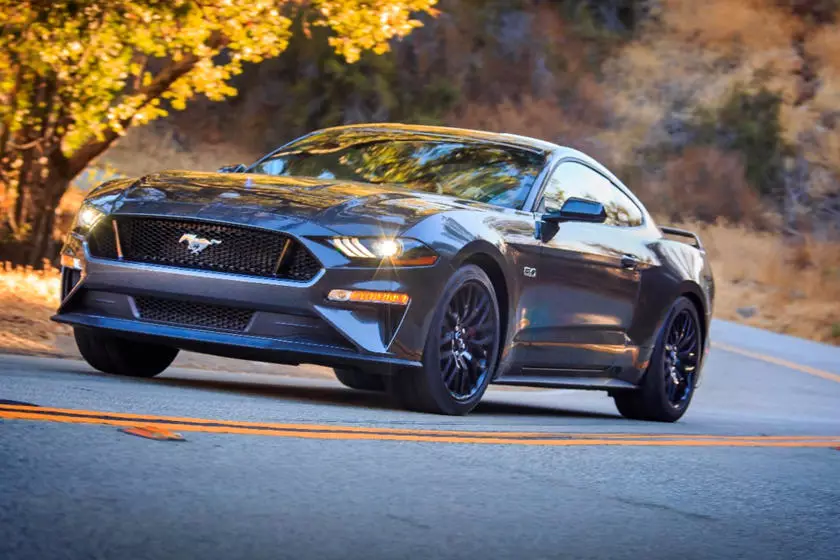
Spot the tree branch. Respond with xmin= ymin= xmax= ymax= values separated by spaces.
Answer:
xmin=66 ymin=29 xmax=228 ymax=178
xmin=66 ymin=52 xmax=204 ymax=177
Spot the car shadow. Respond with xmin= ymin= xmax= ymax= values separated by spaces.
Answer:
xmin=154 ymin=375 xmax=620 ymax=420
xmin=40 ymin=363 xmax=620 ymax=421
xmin=158 ymin=376 xmax=403 ymax=412
xmin=474 ymin=400 xmax=618 ymax=420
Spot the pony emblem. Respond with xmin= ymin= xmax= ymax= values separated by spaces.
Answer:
xmin=179 ymin=233 xmax=222 ymax=255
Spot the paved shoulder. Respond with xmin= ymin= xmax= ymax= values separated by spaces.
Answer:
xmin=712 ymin=319 xmax=840 ymax=377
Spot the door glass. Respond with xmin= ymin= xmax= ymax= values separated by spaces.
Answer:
xmin=543 ymin=163 xmax=643 ymax=227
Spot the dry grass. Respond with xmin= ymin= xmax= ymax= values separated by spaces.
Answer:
xmin=0 ymin=262 xmax=70 ymax=355
xmin=674 ymin=220 xmax=840 ymax=344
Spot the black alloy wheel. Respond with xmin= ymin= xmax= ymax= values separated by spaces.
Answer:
xmin=613 ymin=296 xmax=702 ymax=422
xmin=388 ymin=265 xmax=500 ymax=415
xmin=662 ymin=309 xmax=700 ymax=407
xmin=439 ymin=281 xmax=497 ymax=401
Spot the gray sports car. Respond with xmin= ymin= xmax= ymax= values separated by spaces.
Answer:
xmin=55 ymin=124 xmax=714 ymax=421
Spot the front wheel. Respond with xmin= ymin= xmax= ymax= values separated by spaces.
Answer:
xmin=614 ymin=297 xmax=702 ymax=422
xmin=388 ymin=265 xmax=501 ymax=415
xmin=74 ymin=328 xmax=179 ymax=378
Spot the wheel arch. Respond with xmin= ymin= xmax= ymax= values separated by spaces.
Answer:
xmin=454 ymin=245 xmax=512 ymax=376
xmin=679 ymin=284 xmax=711 ymax=388
xmin=631 ymin=284 xmax=709 ymax=402
xmin=678 ymin=282 xmax=709 ymax=348
xmin=682 ymin=291 xmax=706 ymax=335
xmin=644 ymin=281 xmax=709 ymax=360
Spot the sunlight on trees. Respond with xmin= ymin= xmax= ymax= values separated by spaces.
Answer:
xmin=0 ymin=0 xmax=438 ymax=263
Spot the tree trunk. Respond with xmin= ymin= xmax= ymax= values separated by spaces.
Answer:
xmin=26 ymin=173 xmax=70 ymax=267
xmin=0 ymin=158 xmax=73 ymax=267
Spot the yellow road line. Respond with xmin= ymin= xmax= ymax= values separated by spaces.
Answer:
xmin=2 ymin=408 xmax=839 ymax=448
xmin=2 ymin=403 xmax=839 ymax=441
xmin=714 ymin=342 xmax=840 ymax=384
xmin=0 ymin=403 xmax=627 ymax=438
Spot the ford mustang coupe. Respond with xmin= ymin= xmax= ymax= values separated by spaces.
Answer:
xmin=55 ymin=124 xmax=714 ymax=422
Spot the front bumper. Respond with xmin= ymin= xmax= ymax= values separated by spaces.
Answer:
xmin=54 ymin=231 xmax=451 ymax=374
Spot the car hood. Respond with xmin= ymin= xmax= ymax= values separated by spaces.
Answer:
xmin=100 ymin=170 xmax=480 ymax=236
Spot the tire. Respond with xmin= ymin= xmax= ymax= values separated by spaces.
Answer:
xmin=74 ymin=328 xmax=179 ymax=378
xmin=614 ymin=297 xmax=702 ymax=422
xmin=388 ymin=264 xmax=501 ymax=415
xmin=334 ymin=368 xmax=386 ymax=392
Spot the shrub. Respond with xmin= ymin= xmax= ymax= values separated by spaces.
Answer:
xmin=692 ymin=86 xmax=791 ymax=199
xmin=633 ymin=147 xmax=770 ymax=227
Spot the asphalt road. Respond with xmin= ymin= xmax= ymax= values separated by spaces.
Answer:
xmin=1 ymin=319 xmax=839 ymax=560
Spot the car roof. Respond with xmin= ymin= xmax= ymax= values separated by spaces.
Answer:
xmin=301 ymin=123 xmax=563 ymax=154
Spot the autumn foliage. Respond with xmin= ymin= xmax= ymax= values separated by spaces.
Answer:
xmin=0 ymin=0 xmax=438 ymax=263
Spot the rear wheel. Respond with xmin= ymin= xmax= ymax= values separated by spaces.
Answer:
xmin=614 ymin=297 xmax=702 ymax=422
xmin=74 ymin=328 xmax=179 ymax=378
xmin=333 ymin=368 xmax=386 ymax=392
xmin=388 ymin=265 xmax=500 ymax=415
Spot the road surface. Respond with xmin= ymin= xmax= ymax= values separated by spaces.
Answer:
xmin=1 ymin=320 xmax=839 ymax=560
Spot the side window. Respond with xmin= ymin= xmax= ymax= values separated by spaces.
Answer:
xmin=542 ymin=162 xmax=643 ymax=227
xmin=542 ymin=163 xmax=586 ymax=212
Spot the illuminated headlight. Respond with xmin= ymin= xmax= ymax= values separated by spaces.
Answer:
xmin=72 ymin=203 xmax=106 ymax=232
xmin=329 ymin=237 xmax=437 ymax=266
xmin=370 ymin=238 xmax=402 ymax=259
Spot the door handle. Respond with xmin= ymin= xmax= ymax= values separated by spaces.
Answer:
xmin=621 ymin=254 xmax=640 ymax=270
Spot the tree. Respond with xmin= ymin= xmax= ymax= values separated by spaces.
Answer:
xmin=0 ymin=0 xmax=438 ymax=264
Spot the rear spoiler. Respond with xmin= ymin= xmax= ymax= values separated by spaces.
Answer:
xmin=659 ymin=226 xmax=704 ymax=251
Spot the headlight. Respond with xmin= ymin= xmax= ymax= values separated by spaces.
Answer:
xmin=72 ymin=203 xmax=106 ymax=232
xmin=329 ymin=237 xmax=438 ymax=266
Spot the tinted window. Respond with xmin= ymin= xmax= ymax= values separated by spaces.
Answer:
xmin=249 ymin=138 xmax=546 ymax=210
xmin=542 ymin=162 xmax=643 ymax=227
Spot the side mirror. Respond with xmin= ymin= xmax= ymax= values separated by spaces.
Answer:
xmin=542 ymin=197 xmax=607 ymax=224
xmin=218 ymin=164 xmax=246 ymax=173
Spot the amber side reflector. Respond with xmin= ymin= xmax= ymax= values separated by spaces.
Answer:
xmin=389 ymin=255 xmax=438 ymax=266
xmin=60 ymin=254 xmax=83 ymax=270
xmin=328 ymin=289 xmax=410 ymax=306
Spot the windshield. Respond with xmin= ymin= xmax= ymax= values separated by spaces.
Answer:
xmin=248 ymin=138 xmax=546 ymax=210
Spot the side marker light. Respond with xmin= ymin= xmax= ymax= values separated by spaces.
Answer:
xmin=327 ymin=289 xmax=410 ymax=306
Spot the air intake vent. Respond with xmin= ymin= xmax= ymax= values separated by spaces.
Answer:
xmin=60 ymin=268 xmax=82 ymax=299
xmin=134 ymin=296 xmax=254 ymax=332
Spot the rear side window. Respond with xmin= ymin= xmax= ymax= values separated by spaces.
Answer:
xmin=542 ymin=162 xmax=643 ymax=227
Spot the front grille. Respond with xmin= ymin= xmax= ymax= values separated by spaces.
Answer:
xmin=88 ymin=217 xmax=322 ymax=281
xmin=88 ymin=221 xmax=118 ymax=258
xmin=134 ymin=296 xmax=254 ymax=332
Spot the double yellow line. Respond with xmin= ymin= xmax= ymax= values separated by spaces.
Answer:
xmin=2 ymin=404 xmax=839 ymax=448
